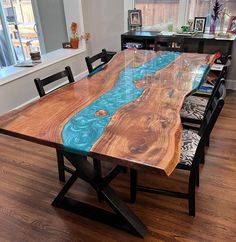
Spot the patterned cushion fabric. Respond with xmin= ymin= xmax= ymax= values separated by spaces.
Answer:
xmin=181 ymin=95 xmax=208 ymax=120
xmin=180 ymin=129 xmax=201 ymax=166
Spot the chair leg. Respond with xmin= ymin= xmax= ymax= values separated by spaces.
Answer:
xmin=196 ymin=165 xmax=199 ymax=187
xmin=200 ymin=146 xmax=205 ymax=164
xmin=92 ymin=158 xmax=103 ymax=202
xmin=56 ymin=149 xmax=65 ymax=182
xmin=188 ymin=169 xmax=196 ymax=216
xmin=206 ymin=136 xmax=210 ymax=147
xmin=130 ymin=169 xmax=137 ymax=203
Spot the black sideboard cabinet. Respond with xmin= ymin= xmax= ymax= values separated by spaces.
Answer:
xmin=121 ymin=31 xmax=235 ymax=56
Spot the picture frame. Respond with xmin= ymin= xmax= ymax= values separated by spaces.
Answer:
xmin=193 ymin=17 xmax=206 ymax=33
xmin=128 ymin=9 xmax=142 ymax=29
xmin=62 ymin=42 xmax=72 ymax=49
xmin=227 ymin=16 xmax=236 ymax=34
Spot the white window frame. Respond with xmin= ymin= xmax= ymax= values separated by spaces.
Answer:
xmin=0 ymin=0 xmax=46 ymax=65
xmin=31 ymin=0 xmax=46 ymax=54
xmin=0 ymin=0 xmax=16 ymax=64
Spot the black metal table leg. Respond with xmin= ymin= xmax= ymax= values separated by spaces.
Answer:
xmin=51 ymin=152 xmax=148 ymax=238
xmin=56 ymin=149 xmax=65 ymax=182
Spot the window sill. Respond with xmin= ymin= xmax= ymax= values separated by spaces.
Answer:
xmin=0 ymin=43 xmax=86 ymax=86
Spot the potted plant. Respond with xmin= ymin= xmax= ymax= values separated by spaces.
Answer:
xmin=70 ymin=22 xmax=79 ymax=49
xmin=70 ymin=22 xmax=91 ymax=49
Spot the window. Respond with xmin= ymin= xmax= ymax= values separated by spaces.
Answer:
xmin=133 ymin=0 xmax=236 ymax=30
xmin=188 ymin=0 xmax=236 ymax=30
xmin=188 ymin=0 xmax=211 ymax=20
xmin=0 ymin=0 xmax=41 ymax=68
xmin=0 ymin=20 xmax=11 ymax=67
xmin=135 ymin=0 xmax=180 ymax=26
xmin=225 ymin=0 xmax=236 ymax=15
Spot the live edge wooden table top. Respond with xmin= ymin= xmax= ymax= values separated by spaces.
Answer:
xmin=0 ymin=50 xmax=214 ymax=176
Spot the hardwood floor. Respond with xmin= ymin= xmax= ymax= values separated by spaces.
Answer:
xmin=0 ymin=91 xmax=236 ymax=242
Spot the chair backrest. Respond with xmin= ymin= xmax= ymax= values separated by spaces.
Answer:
xmin=154 ymin=37 xmax=184 ymax=52
xmin=203 ymin=63 xmax=226 ymax=113
xmin=191 ymin=83 xmax=226 ymax=166
xmin=34 ymin=66 xmax=74 ymax=97
xmin=85 ymin=49 xmax=108 ymax=74
xmin=204 ymin=76 xmax=225 ymax=114
xmin=199 ymin=82 xmax=226 ymax=143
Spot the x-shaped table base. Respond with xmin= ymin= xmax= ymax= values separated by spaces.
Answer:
xmin=51 ymin=152 xmax=148 ymax=238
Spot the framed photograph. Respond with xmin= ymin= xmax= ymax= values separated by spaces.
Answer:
xmin=227 ymin=16 xmax=236 ymax=34
xmin=128 ymin=9 xmax=142 ymax=28
xmin=193 ymin=17 xmax=206 ymax=33
xmin=62 ymin=42 xmax=72 ymax=49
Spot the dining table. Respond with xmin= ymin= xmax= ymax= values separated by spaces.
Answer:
xmin=0 ymin=49 xmax=215 ymax=238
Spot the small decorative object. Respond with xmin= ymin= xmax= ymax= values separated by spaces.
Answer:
xmin=181 ymin=25 xmax=190 ymax=33
xmin=227 ymin=16 xmax=236 ymax=34
xmin=70 ymin=22 xmax=79 ymax=49
xmin=69 ymin=22 xmax=91 ymax=49
xmin=128 ymin=9 xmax=142 ymax=30
xmin=26 ymin=40 xmax=41 ymax=61
xmin=187 ymin=19 xmax=194 ymax=31
xmin=167 ymin=23 xmax=173 ymax=32
xmin=220 ymin=8 xmax=230 ymax=34
xmin=62 ymin=42 xmax=72 ymax=49
xmin=30 ymin=51 xmax=41 ymax=61
xmin=210 ymin=0 xmax=223 ymax=34
xmin=81 ymin=32 xmax=91 ymax=41
xmin=193 ymin=17 xmax=206 ymax=33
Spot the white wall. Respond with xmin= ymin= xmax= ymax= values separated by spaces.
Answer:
xmin=36 ymin=0 xmax=68 ymax=53
xmin=82 ymin=0 xmax=124 ymax=55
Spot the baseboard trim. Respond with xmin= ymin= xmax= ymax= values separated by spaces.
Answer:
xmin=12 ymin=70 xmax=89 ymax=111
xmin=226 ymin=79 xmax=236 ymax=90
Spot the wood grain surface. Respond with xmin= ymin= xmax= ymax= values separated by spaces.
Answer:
xmin=0 ymin=50 xmax=215 ymax=176
xmin=0 ymin=91 xmax=235 ymax=241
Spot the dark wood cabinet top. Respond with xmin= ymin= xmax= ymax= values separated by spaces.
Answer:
xmin=121 ymin=30 xmax=236 ymax=41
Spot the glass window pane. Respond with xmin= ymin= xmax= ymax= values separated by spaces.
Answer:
xmin=135 ymin=0 xmax=180 ymax=26
xmin=188 ymin=0 xmax=236 ymax=30
xmin=0 ymin=18 xmax=13 ymax=67
xmin=3 ymin=0 xmax=41 ymax=62
xmin=188 ymin=0 xmax=211 ymax=23
xmin=225 ymin=0 xmax=236 ymax=16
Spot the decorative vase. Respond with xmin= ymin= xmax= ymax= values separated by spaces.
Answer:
xmin=70 ymin=38 xmax=79 ymax=49
xmin=210 ymin=19 xmax=217 ymax=34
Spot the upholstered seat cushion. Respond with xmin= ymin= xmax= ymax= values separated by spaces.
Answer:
xmin=181 ymin=95 xmax=208 ymax=120
xmin=180 ymin=129 xmax=201 ymax=166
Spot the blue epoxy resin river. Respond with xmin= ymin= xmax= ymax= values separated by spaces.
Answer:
xmin=61 ymin=51 xmax=208 ymax=155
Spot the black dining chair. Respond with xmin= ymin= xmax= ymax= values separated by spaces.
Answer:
xmin=130 ymin=83 xmax=226 ymax=216
xmin=85 ymin=49 xmax=116 ymax=75
xmin=34 ymin=66 xmax=102 ymax=183
xmin=34 ymin=66 xmax=75 ymax=97
xmin=154 ymin=37 xmax=184 ymax=52
xmin=181 ymin=75 xmax=225 ymax=147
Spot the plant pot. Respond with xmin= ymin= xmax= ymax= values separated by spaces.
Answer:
xmin=70 ymin=38 xmax=79 ymax=49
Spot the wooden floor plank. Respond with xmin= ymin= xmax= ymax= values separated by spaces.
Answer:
xmin=0 ymin=90 xmax=236 ymax=241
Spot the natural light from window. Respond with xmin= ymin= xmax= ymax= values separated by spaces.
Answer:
xmin=134 ymin=0 xmax=236 ymax=30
